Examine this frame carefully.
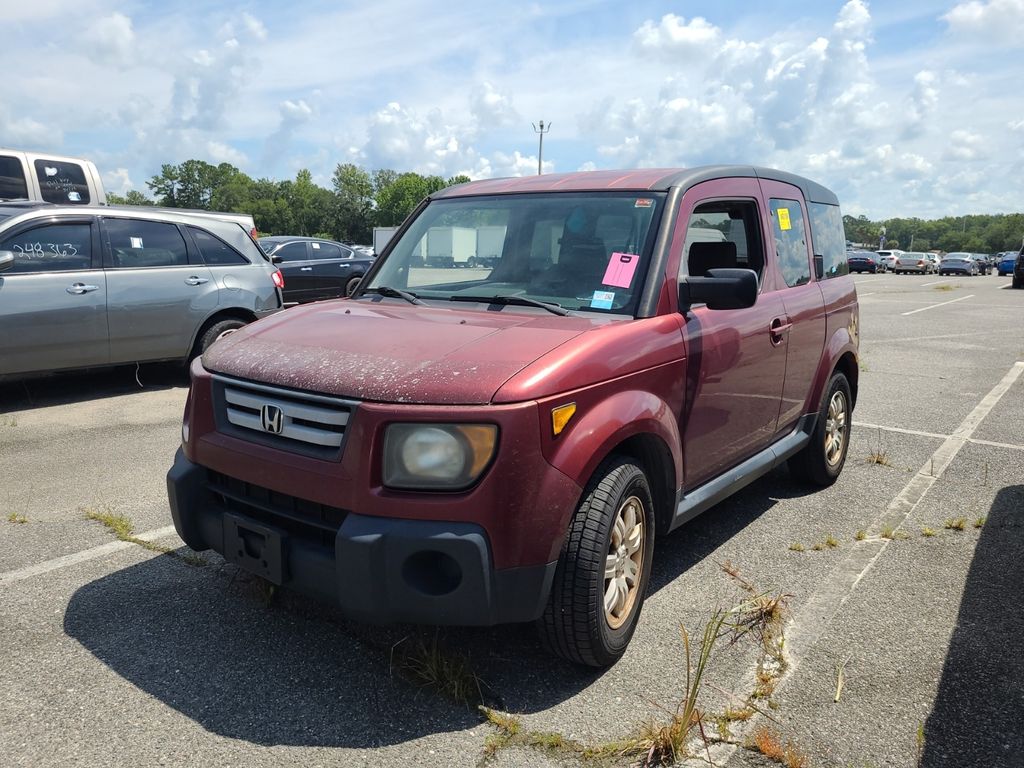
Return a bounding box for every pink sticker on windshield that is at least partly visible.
[602,252,640,288]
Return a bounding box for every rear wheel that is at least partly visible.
[345,276,363,297]
[538,456,655,667]
[789,371,852,487]
[191,317,247,360]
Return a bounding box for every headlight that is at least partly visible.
[383,424,498,490]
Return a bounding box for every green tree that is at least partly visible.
[330,163,375,242]
[107,190,154,206]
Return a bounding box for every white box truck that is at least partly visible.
[425,226,476,268]
[373,226,398,255]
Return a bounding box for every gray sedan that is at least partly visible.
[938,252,979,276]
[894,252,937,274]
[0,203,282,378]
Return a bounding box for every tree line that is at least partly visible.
[106,159,470,244]
[843,213,1024,253]
[107,159,1023,253]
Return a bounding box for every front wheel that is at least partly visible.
[191,317,247,360]
[345,275,363,297]
[538,456,655,667]
[789,371,852,487]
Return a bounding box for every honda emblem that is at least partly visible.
[260,404,284,434]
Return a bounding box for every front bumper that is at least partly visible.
[167,448,557,625]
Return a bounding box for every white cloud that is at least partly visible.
[470,83,517,129]
[943,129,986,160]
[943,0,1024,45]
[102,168,133,195]
[84,12,135,67]
[634,14,721,55]
[0,108,62,148]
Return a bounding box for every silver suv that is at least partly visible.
[0,202,283,377]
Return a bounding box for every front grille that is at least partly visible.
[211,374,357,460]
[207,470,346,548]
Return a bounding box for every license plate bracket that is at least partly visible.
[223,513,285,585]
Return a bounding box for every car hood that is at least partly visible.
[202,300,597,404]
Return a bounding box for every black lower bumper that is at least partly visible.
[167,449,556,626]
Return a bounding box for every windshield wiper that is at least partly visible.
[449,295,572,316]
[365,285,424,305]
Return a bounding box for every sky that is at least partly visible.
[1,0,1022,219]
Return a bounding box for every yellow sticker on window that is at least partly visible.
[778,208,792,231]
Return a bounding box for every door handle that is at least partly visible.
[66,283,100,294]
[769,317,792,346]
[185,276,209,285]
[338,264,350,269]
[300,267,313,272]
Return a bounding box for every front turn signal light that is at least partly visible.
[551,403,576,436]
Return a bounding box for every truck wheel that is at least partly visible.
[192,318,247,360]
[538,456,655,667]
[789,371,852,487]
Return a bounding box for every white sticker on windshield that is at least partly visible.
[130,237,144,249]
[44,166,58,177]
[67,191,81,202]
[311,242,320,249]
[591,290,615,310]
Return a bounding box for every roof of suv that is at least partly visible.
[431,165,840,206]
[0,203,249,230]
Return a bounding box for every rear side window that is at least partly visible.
[189,226,248,265]
[0,155,28,201]
[105,219,189,268]
[770,199,811,287]
[808,202,849,279]
[314,242,345,259]
[1,223,92,273]
[33,160,91,204]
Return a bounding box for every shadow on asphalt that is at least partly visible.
[61,466,811,748]
[922,484,1024,767]
[0,363,188,411]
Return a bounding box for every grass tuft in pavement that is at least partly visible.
[944,517,967,532]
[855,529,867,541]
[973,516,987,528]
[393,632,484,707]
[922,527,937,537]
[789,542,806,552]
[7,512,28,524]
[747,725,809,768]
[82,505,205,566]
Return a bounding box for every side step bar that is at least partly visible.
[669,414,817,532]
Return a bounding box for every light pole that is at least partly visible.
[532,120,551,175]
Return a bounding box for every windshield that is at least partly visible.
[364,192,666,315]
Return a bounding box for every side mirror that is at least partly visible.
[813,254,824,280]
[679,268,758,313]
[271,254,283,265]
[0,250,14,273]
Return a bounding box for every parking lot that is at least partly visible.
[1,272,1022,767]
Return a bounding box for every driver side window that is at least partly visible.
[681,200,765,280]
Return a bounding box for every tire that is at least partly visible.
[192,317,247,360]
[1013,276,1023,289]
[538,456,656,667]
[789,371,852,487]
[345,275,363,297]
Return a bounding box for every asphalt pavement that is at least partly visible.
[1,271,1022,767]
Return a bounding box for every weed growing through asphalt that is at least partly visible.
[973,517,987,528]
[392,632,484,707]
[944,518,967,531]
[0,415,17,427]
[82,505,205,566]
[479,564,792,766]
[789,542,806,552]
[811,543,824,551]
[855,529,867,541]
[922,527,937,537]
[825,535,840,549]
[6,512,27,524]
[933,284,954,291]
[866,450,892,467]
[747,725,809,768]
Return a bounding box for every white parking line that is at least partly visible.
[854,421,1024,452]
[0,525,179,585]
[920,279,949,287]
[901,294,974,316]
[707,361,1024,765]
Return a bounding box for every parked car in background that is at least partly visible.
[0,148,107,205]
[0,203,283,378]
[894,251,935,274]
[939,252,979,276]
[259,236,375,303]
[169,164,860,668]
[997,252,1018,276]
[970,253,993,275]
[876,249,903,272]
[847,250,884,273]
